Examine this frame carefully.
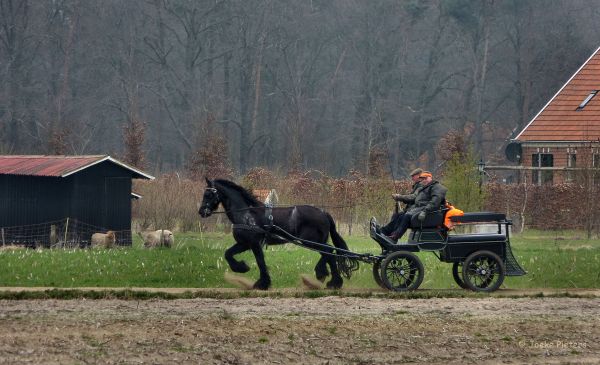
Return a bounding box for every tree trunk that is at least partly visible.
[474,21,490,155]
[238,46,252,173]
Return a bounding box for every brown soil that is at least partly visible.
[0,295,598,364]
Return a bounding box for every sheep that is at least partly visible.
[138,229,174,248]
[91,231,116,248]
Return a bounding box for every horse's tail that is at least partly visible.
[326,212,359,279]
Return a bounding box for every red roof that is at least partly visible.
[516,46,600,142]
[0,155,154,179]
[252,189,270,202]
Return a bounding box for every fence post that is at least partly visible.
[64,218,69,246]
[50,225,57,247]
[1,228,4,246]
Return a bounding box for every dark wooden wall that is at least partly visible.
[0,161,135,245]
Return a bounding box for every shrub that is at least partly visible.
[442,149,486,212]
[133,174,204,232]
[132,167,600,235]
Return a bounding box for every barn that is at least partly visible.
[0,155,154,247]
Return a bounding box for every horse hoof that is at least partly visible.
[231,261,250,273]
[253,280,271,290]
[326,279,343,290]
[315,273,328,282]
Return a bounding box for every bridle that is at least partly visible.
[200,187,221,216]
[200,186,271,216]
[205,187,219,197]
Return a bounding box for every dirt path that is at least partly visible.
[1,286,599,297]
[0,295,598,364]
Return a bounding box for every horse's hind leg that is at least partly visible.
[250,243,271,290]
[225,242,251,273]
[314,256,329,282]
[315,252,343,289]
[325,254,343,289]
[301,228,342,289]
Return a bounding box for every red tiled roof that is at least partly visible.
[516,46,600,142]
[252,189,270,202]
[0,155,154,179]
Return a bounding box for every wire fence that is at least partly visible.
[0,218,132,249]
[5,207,597,251]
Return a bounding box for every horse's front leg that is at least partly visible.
[250,243,271,290]
[314,256,329,282]
[225,242,251,273]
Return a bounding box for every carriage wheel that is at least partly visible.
[462,251,505,292]
[372,260,386,289]
[381,251,424,292]
[452,262,468,289]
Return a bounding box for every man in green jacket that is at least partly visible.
[405,172,447,219]
[379,168,422,238]
[381,171,447,242]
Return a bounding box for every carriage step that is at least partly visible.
[505,240,527,276]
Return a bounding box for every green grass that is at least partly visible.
[0,229,599,289]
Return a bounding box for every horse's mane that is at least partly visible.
[214,179,265,207]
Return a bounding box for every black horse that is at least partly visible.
[198,178,356,290]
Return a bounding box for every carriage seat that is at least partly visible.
[409,208,448,229]
[450,212,506,224]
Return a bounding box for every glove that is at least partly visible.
[417,211,427,222]
[392,194,411,202]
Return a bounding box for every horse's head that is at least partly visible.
[199,178,221,217]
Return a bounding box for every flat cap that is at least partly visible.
[409,168,423,177]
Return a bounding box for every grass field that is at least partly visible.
[0,229,599,289]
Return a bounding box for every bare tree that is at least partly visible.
[445,0,496,155]
[0,0,599,177]
[0,0,34,150]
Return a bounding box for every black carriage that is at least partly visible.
[369,211,526,292]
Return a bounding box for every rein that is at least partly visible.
[231,221,376,263]
[202,187,353,215]
[206,204,356,215]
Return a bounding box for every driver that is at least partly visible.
[392,167,423,212]
[381,171,447,243]
[379,168,422,239]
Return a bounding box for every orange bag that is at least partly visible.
[444,202,464,230]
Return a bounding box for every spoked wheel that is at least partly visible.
[372,260,386,289]
[462,250,505,292]
[381,251,424,292]
[452,262,468,289]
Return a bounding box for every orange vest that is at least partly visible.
[444,202,464,230]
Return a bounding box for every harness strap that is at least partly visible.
[265,206,274,230]
[232,223,268,233]
[231,222,282,247]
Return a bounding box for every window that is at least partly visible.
[532,153,553,185]
[566,153,576,182]
[576,90,598,111]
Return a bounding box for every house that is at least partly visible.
[509,46,600,185]
[0,155,153,247]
